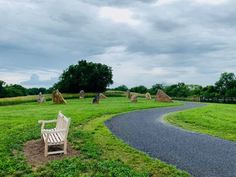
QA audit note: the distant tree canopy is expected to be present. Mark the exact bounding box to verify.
[0,71,235,99]
[215,72,236,97]
[27,88,47,95]
[130,85,148,94]
[149,84,164,95]
[0,82,30,98]
[0,81,6,98]
[123,72,236,98]
[165,83,191,97]
[54,60,113,93]
[163,72,236,98]
[113,85,128,91]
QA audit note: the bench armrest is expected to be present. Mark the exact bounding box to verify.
[39,119,57,130]
[38,120,57,124]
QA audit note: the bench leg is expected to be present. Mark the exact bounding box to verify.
[45,142,48,157]
[64,141,67,155]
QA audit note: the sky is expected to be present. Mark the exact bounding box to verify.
[0,0,236,88]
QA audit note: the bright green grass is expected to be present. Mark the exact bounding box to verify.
[0,97,188,177]
[0,91,127,106]
[166,103,236,142]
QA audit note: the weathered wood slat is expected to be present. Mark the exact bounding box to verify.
[48,150,65,155]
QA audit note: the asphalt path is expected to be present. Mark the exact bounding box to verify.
[105,102,236,177]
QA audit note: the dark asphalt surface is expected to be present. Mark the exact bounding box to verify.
[105,102,236,177]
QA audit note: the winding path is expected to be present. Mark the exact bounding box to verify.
[105,102,236,177]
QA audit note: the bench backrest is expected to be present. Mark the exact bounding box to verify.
[56,112,71,140]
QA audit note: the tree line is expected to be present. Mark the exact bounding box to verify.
[0,60,235,99]
[0,81,49,98]
[112,72,236,98]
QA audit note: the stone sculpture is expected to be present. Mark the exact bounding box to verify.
[92,93,100,104]
[131,95,138,103]
[37,92,46,103]
[99,93,107,99]
[80,90,85,99]
[145,92,152,100]
[52,89,67,104]
[156,89,172,102]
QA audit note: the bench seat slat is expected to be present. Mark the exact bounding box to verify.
[43,132,65,145]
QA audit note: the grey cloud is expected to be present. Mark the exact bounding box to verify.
[80,0,157,6]
[0,0,236,87]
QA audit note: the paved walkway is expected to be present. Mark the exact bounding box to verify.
[105,102,236,177]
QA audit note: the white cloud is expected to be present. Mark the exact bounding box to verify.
[0,69,60,88]
[193,0,228,5]
[99,7,140,26]
[154,0,179,6]
[155,0,228,6]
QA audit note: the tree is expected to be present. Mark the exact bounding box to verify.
[215,72,236,96]
[4,84,28,97]
[188,85,203,96]
[165,83,191,97]
[54,60,113,93]
[27,87,47,95]
[113,85,128,91]
[202,85,219,98]
[130,85,148,94]
[148,84,164,95]
[0,80,6,98]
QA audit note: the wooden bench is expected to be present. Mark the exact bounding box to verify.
[38,112,71,157]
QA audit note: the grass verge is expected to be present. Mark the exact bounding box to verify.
[165,103,236,142]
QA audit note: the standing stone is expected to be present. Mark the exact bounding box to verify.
[127,90,131,99]
[52,89,67,104]
[145,92,152,100]
[99,93,107,99]
[156,89,172,102]
[80,90,85,99]
[92,93,100,104]
[131,95,138,103]
[37,92,46,103]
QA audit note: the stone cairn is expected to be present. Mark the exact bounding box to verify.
[145,92,152,100]
[99,93,107,99]
[156,89,172,102]
[127,90,131,99]
[37,92,46,103]
[130,95,138,103]
[52,89,67,104]
[92,93,100,104]
[80,90,85,99]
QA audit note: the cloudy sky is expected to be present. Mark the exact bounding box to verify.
[0,0,236,88]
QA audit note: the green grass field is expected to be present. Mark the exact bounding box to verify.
[0,91,127,106]
[166,103,236,142]
[0,97,190,177]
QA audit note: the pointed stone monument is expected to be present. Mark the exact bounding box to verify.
[145,92,152,100]
[99,93,107,99]
[156,89,172,102]
[52,89,67,104]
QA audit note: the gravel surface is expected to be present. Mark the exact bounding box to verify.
[105,102,236,177]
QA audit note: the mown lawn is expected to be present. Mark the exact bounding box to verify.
[166,103,236,142]
[0,97,189,177]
